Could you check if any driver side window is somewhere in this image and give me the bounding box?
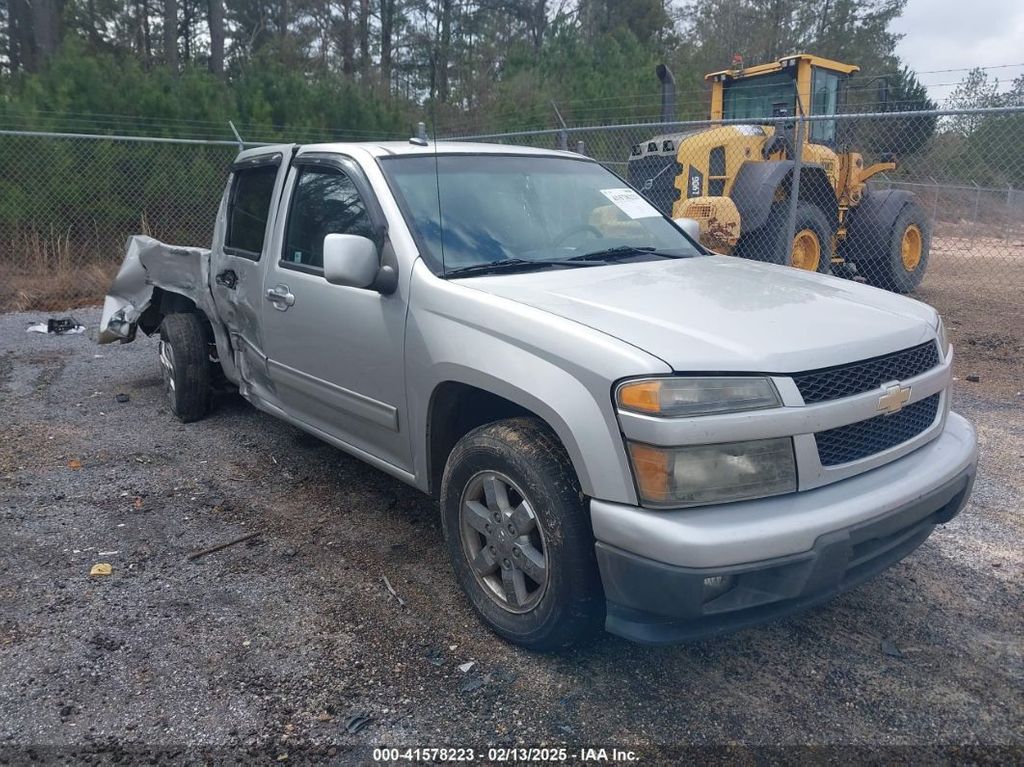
[283,167,374,270]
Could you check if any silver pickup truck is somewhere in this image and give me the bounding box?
[101,140,978,649]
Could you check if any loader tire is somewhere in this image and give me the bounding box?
[864,202,930,294]
[735,202,831,273]
[158,313,212,423]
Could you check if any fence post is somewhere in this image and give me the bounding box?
[551,100,569,151]
[783,115,806,262]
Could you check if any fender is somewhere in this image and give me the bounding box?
[731,161,838,234]
[99,234,240,382]
[404,263,670,505]
[844,188,916,260]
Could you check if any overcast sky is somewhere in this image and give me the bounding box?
[891,0,1024,103]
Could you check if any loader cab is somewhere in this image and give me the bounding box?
[709,54,859,146]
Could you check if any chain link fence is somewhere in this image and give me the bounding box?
[1,109,1023,346]
[0,130,240,312]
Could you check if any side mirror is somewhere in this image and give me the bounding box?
[673,217,701,241]
[323,233,380,289]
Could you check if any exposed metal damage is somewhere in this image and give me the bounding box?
[99,235,214,344]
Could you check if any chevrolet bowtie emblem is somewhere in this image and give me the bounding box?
[877,383,912,415]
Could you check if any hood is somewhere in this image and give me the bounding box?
[456,256,939,373]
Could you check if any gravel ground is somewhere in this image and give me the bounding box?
[0,307,1021,760]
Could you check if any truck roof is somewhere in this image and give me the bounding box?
[234,141,588,165]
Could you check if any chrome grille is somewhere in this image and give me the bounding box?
[815,394,941,466]
[793,342,940,404]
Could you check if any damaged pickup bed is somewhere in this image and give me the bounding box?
[100,139,977,649]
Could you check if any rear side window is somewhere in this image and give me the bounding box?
[225,165,278,257]
[282,167,374,270]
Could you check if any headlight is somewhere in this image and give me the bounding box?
[936,315,950,359]
[616,376,780,417]
[627,438,797,507]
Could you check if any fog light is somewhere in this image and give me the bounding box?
[703,575,735,602]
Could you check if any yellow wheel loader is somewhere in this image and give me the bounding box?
[627,54,930,293]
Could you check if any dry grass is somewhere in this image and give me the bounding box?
[0,226,121,312]
[1,262,119,312]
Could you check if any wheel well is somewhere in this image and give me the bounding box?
[793,167,839,233]
[138,287,202,336]
[427,382,542,497]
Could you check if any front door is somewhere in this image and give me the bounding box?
[260,156,411,473]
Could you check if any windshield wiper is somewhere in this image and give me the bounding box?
[444,258,601,278]
[567,245,687,262]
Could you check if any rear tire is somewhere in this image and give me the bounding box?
[440,417,604,650]
[158,313,212,423]
[863,202,930,293]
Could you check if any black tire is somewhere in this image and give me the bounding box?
[440,417,604,650]
[735,201,831,273]
[863,202,930,294]
[158,313,212,423]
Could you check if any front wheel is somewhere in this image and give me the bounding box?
[440,417,604,650]
[735,201,831,273]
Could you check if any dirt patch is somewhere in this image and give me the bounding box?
[917,233,1024,400]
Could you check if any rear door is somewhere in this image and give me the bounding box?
[259,153,412,473]
[209,146,292,397]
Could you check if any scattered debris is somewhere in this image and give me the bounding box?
[316,712,334,723]
[68,459,82,470]
[966,374,981,383]
[460,676,485,693]
[344,712,372,734]
[487,666,518,685]
[425,649,445,667]
[187,531,261,561]
[458,661,475,673]
[881,639,903,658]
[383,575,406,607]
[89,563,112,577]
[115,393,130,403]
[27,318,86,335]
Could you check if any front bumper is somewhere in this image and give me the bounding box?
[592,412,978,644]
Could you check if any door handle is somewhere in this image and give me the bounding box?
[265,285,295,310]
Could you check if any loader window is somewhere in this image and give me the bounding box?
[810,68,840,144]
[225,164,278,258]
[723,72,796,122]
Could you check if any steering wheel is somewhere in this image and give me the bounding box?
[552,224,603,247]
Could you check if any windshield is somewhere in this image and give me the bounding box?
[381,154,704,276]
[723,71,796,120]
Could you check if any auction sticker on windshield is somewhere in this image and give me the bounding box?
[600,188,660,219]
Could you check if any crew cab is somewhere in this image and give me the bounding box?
[100,141,978,648]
